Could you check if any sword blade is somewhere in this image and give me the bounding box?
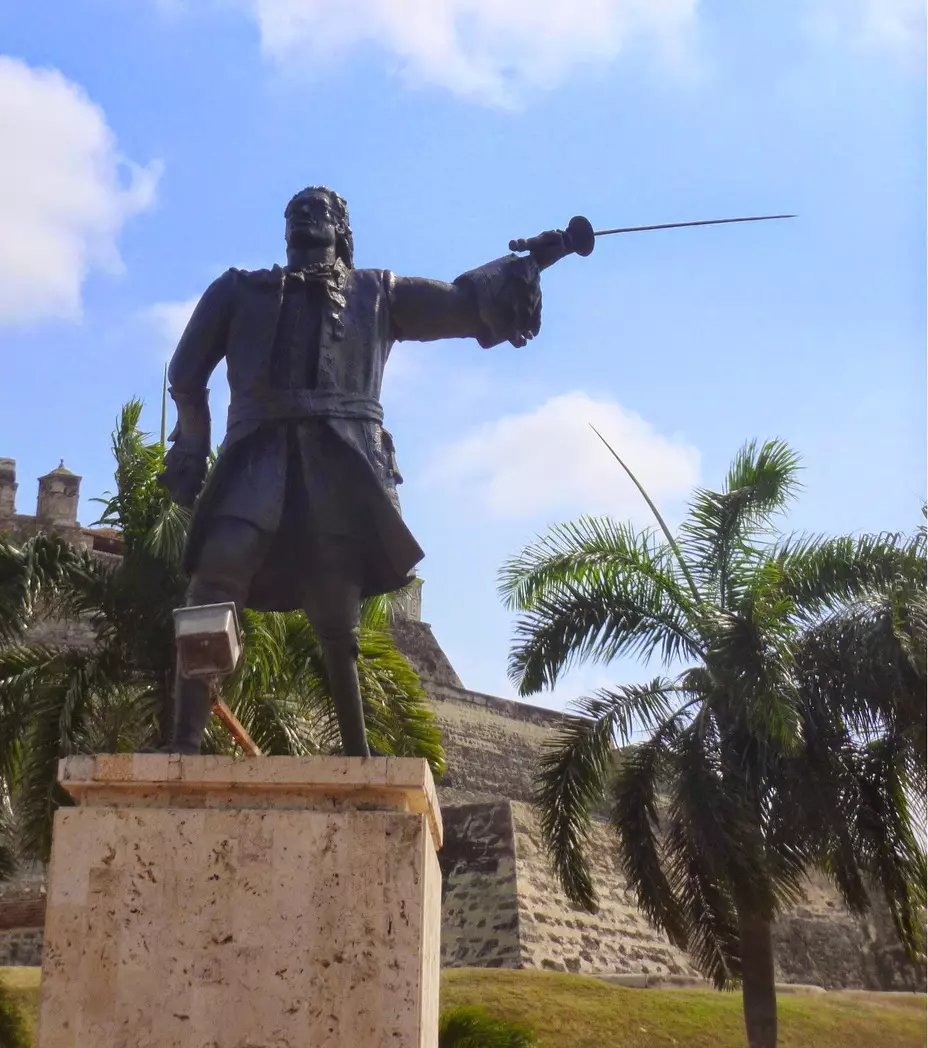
[594,214,795,237]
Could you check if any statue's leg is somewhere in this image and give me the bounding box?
[303,549,368,758]
[164,516,268,755]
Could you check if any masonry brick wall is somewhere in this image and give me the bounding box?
[0,897,46,931]
[439,803,522,969]
[439,800,927,990]
[0,930,44,966]
[427,683,566,805]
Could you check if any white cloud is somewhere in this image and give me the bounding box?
[0,57,161,327]
[804,0,925,57]
[142,296,199,356]
[242,0,699,104]
[431,391,700,519]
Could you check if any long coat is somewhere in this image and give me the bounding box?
[166,256,541,612]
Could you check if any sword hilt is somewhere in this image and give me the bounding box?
[509,215,595,269]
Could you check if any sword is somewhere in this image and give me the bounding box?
[509,213,795,267]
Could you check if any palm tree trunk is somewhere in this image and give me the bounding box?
[740,914,778,1048]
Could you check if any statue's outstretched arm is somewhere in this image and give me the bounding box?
[390,253,542,349]
[160,270,235,507]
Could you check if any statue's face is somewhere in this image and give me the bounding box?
[285,190,338,251]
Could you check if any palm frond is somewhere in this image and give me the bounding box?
[93,399,168,549]
[610,719,689,947]
[663,722,757,988]
[534,678,682,910]
[140,500,190,566]
[0,641,147,860]
[771,529,926,621]
[223,610,444,772]
[0,794,18,881]
[797,592,926,789]
[589,426,703,606]
[0,644,57,790]
[358,629,444,776]
[223,611,331,755]
[705,596,802,756]
[360,594,392,630]
[669,839,742,989]
[0,534,92,644]
[765,708,871,915]
[508,570,704,696]
[73,686,163,756]
[680,439,801,607]
[498,516,697,620]
[851,736,927,959]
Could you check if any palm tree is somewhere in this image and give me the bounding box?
[499,438,926,1048]
[0,401,443,868]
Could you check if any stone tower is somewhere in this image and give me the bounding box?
[0,457,16,526]
[36,461,81,532]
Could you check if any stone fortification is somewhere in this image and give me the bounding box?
[0,866,45,966]
[437,800,925,991]
[392,618,567,806]
[439,802,698,978]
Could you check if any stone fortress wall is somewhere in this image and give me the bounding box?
[0,457,925,991]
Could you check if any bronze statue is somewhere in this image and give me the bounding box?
[159,186,596,755]
[160,190,794,755]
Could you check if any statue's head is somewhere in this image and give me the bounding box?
[284,186,354,268]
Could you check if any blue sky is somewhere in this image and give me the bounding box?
[0,0,924,710]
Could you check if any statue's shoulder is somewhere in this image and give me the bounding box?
[230,264,282,287]
[350,267,394,295]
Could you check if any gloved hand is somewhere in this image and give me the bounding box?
[159,446,208,508]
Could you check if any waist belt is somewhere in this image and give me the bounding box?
[227,390,384,428]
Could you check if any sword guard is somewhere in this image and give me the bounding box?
[508,215,595,267]
[565,215,595,257]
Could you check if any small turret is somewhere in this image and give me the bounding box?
[392,576,423,622]
[0,458,16,525]
[36,460,81,531]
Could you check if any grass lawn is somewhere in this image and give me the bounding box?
[442,968,926,1048]
[0,966,40,1043]
[3,965,926,1047]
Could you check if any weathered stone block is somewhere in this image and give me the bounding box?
[36,755,442,1048]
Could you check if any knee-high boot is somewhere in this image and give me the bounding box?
[165,673,215,755]
[162,574,238,756]
[320,632,370,758]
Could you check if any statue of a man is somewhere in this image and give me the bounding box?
[161,185,551,755]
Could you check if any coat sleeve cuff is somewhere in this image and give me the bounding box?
[452,254,542,349]
[167,386,211,450]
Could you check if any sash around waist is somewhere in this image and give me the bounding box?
[227,389,385,427]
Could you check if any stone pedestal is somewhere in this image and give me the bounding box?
[36,755,442,1048]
